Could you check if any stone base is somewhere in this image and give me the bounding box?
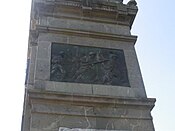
[22,89,155,131]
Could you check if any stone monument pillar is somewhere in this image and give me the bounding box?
[21,0,156,131]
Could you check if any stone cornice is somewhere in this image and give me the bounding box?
[35,25,137,43]
[32,0,138,28]
[28,88,156,110]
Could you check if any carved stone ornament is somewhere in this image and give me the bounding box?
[82,0,123,7]
[127,0,137,6]
[50,43,130,87]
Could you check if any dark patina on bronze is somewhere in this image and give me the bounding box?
[50,43,130,87]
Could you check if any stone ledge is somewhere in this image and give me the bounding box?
[28,88,155,120]
[28,88,156,109]
[33,80,146,98]
[31,102,153,120]
[35,25,137,43]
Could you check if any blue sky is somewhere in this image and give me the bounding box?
[0,0,174,131]
[130,0,175,130]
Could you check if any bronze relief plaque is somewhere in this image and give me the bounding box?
[50,43,130,87]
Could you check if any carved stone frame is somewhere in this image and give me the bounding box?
[31,33,146,98]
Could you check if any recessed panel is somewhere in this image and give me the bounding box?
[50,43,130,87]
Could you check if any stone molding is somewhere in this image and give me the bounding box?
[35,25,137,43]
[28,88,155,120]
[31,0,138,28]
[28,89,156,110]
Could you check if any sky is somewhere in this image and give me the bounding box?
[0,0,174,131]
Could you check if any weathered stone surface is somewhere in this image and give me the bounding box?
[32,32,146,98]
[33,80,147,98]
[27,46,37,84]
[39,17,131,36]
[35,59,50,80]
[47,81,93,95]
[28,90,155,131]
[22,1,155,131]
[37,41,51,60]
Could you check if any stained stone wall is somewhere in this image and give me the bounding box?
[26,91,155,131]
[28,32,146,98]
[22,0,155,131]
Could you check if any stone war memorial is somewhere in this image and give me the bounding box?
[21,0,156,131]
